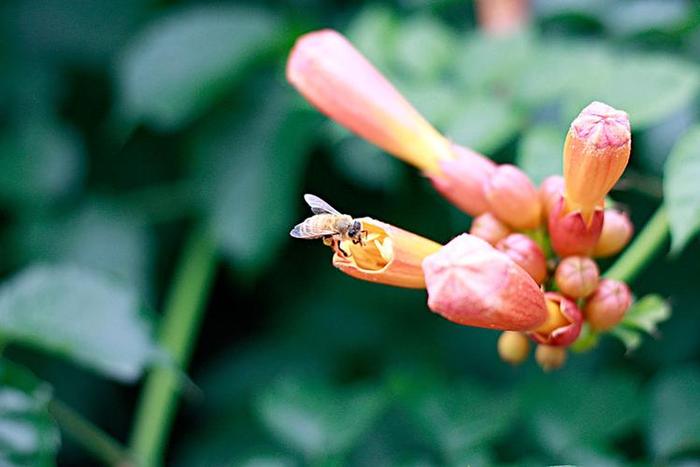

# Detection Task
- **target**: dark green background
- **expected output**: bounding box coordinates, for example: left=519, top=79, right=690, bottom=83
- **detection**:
left=0, top=0, right=699, bottom=465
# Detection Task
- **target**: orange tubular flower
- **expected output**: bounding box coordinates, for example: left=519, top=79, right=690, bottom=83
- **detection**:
left=287, top=29, right=452, bottom=174
left=422, top=234, right=547, bottom=331
left=593, top=209, right=634, bottom=257
left=563, top=101, right=631, bottom=222
left=331, top=218, right=441, bottom=289
left=530, top=292, right=582, bottom=347
left=485, top=164, right=542, bottom=230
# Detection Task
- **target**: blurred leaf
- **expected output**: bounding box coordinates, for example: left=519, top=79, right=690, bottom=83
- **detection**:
left=193, top=85, right=321, bottom=278
left=524, top=373, right=641, bottom=454
left=445, top=96, right=521, bottom=155
left=603, top=0, right=690, bottom=37
left=393, top=15, right=457, bottom=82
left=611, top=295, right=671, bottom=355
left=0, top=359, right=59, bottom=466
left=406, top=381, right=518, bottom=462
left=116, top=5, right=279, bottom=130
left=517, top=124, right=565, bottom=184
left=648, top=366, right=700, bottom=458
left=0, top=264, right=160, bottom=382
left=255, top=377, right=386, bottom=460
left=345, top=5, right=397, bottom=69
left=610, top=326, right=642, bottom=354
left=0, top=120, right=84, bottom=207
left=664, top=125, right=700, bottom=252
left=329, top=136, right=404, bottom=191
left=534, top=0, right=607, bottom=23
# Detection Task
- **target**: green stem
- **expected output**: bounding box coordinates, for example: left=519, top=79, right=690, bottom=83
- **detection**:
left=604, top=206, right=669, bottom=284
left=129, top=227, right=218, bottom=466
left=49, top=400, right=134, bottom=466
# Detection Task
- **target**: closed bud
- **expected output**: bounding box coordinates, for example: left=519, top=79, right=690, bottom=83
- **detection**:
left=470, top=212, right=511, bottom=246
left=539, top=175, right=564, bottom=220
left=584, top=279, right=632, bottom=331
left=431, top=144, right=496, bottom=216
left=287, top=30, right=452, bottom=173
left=593, top=209, right=634, bottom=257
left=496, top=233, right=547, bottom=284
left=485, top=165, right=542, bottom=230
left=563, top=101, right=631, bottom=221
left=498, top=331, right=530, bottom=365
left=423, top=234, right=547, bottom=331
left=530, top=292, right=583, bottom=347
left=535, top=345, right=567, bottom=372
left=554, top=256, right=599, bottom=299
left=548, top=196, right=603, bottom=257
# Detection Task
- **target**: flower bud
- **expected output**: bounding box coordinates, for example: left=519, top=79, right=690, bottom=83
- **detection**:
left=530, top=292, right=583, bottom=347
left=563, top=101, right=631, bottom=220
left=584, top=279, right=632, bottom=331
left=470, top=212, right=511, bottom=246
left=593, top=209, right=634, bottom=258
left=423, top=234, right=547, bottom=331
left=535, top=344, right=567, bottom=372
left=548, top=196, right=603, bottom=257
left=475, top=0, right=529, bottom=36
left=287, top=30, right=452, bottom=173
left=430, top=144, right=496, bottom=216
left=554, top=256, right=599, bottom=299
left=496, top=233, right=547, bottom=284
left=485, top=165, right=542, bottom=230
left=539, top=175, right=564, bottom=220
left=497, top=331, right=530, bottom=365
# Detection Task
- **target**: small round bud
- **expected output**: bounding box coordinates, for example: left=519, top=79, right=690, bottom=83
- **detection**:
left=539, top=175, right=564, bottom=220
left=593, top=209, right=634, bottom=257
left=530, top=292, right=583, bottom=347
left=584, top=279, right=632, bottom=331
left=554, top=256, right=599, bottom=299
left=470, top=212, right=511, bottom=246
left=497, top=331, right=530, bottom=365
left=496, top=233, right=547, bottom=284
left=535, top=344, right=567, bottom=372
left=485, top=165, right=542, bottom=230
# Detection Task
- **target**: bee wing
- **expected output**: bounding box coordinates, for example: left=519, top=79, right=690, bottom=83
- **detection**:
left=304, top=194, right=341, bottom=215
left=290, top=220, right=337, bottom=239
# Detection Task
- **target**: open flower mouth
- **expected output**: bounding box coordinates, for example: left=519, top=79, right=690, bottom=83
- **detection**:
left=330, top=217, right=441, bottom=289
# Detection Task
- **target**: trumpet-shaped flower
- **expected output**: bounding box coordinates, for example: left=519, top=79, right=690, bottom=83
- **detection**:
left=563, top=101, right=631, bottom=221
left=485, top=164, right=542, bottom=230
left=530, top=292, right=583, bottom=347
left=287, top=29, right=452, bottom=173
left=423, top=234, right=547, bottom=331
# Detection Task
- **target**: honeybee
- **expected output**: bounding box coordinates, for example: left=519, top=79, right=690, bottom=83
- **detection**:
left=290, top=194, right=366, bottom=255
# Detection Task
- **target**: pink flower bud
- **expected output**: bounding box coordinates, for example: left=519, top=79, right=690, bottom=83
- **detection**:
left=535, top=344, right=567, bottom=372
left=593, top=209, right=634, bottom=258
left=430, top=144, right=496, bottom=216
left=287, top=30, right=452, bottom=173
left=539, top=175, right=564, bottom=220
left=564, top=102, right=631, bottom=220
left=496, top=233, right=547, bottom=284
left=470, top=212, right=511, bottom=246
left=548, top=196, right=603, bottom=257
left=497, top=331, right=530, bottom=365
left=423, top=234, right=547, bottom=331
left=530, top=292, right=583, bottom=347
left=475, top=0, right=530, bottom=36
left=554, top=256, right=599, bottom=299
left=485, top=165, right=542, bottom=230
left=584, top=279, right=632, bottom=331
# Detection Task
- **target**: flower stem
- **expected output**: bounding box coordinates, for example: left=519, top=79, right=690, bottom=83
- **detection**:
left=604, top=206, right=669, bottom=284
left=129, top=227, right=218, bottom=466
left=49, top=399, right=134, bottom=466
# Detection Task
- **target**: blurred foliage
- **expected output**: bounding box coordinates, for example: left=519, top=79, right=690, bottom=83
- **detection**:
left=0, top=0, right=699, bottom=465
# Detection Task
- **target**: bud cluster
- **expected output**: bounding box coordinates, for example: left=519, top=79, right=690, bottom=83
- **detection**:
left=287, top=30, right=639, bottom=372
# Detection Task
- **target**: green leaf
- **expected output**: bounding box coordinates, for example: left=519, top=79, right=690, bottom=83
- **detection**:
left=345, top=5, right=397, bottom=69
left=0, top=360, right=59, bottom=466
left=610, top=326, right=642, bottom=354
left=0, top=265, right=160, bottom=382
left=329, top=136, right=404, bottom=192
left=193, top=84, right=320, bottom=278
left=648, top=366, right=700, bottom=458
left=254, top=377, right=386, bottom=460
left=621, top=295, right=671, bottom=336
left=603, top=0, right=690, bottom=37
left=0, top=119, right=84, bottom=207
left=516, top=124, right=565, bottom=184
left=445, top=96, right=522, bottom=155
left=664, top=126, right=700, bottom=252
left=116, top=5, right=279, bottom=130
left=393, top=15, right=457, bottom=82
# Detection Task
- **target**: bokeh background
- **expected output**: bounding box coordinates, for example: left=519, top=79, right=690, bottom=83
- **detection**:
left=1, top=0, right=700, bottom=465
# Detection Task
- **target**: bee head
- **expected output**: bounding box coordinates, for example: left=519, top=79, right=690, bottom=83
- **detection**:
left=348, top=220, right=362, bottom=239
